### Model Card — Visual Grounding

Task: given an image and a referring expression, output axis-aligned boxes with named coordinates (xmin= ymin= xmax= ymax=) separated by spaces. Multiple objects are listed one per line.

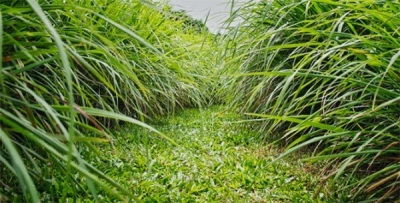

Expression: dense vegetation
xmin=85 ymin=106 xmax=350 ymax=202
xmin=1 ymin=0 xmax=399 ymax=202
xmin=0 ymin=0 xmax=215 ymax=201
xmin=220 ymin=0 xmax=400 ymax=202
xmin=168 ymin=9 xmax=209 ymax=33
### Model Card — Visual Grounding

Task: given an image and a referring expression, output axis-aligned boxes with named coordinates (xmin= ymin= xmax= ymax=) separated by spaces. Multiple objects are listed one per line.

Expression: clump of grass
xmin=0 ymin=0 xmax=215 ymax=201
xmin=220 ymin=0 xmax=400 ymax=201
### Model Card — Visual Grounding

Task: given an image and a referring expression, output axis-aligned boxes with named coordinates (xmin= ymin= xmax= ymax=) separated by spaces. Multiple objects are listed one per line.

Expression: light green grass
xmin=78 ymin=106 xmax=351 ymax=202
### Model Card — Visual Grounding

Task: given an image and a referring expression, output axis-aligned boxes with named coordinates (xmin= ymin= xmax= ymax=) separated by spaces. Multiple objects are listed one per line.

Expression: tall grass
xmin=0 ymin=0 xmax=215 ymax=201
xmin=221 ymin=0 xmax=400 ymax=201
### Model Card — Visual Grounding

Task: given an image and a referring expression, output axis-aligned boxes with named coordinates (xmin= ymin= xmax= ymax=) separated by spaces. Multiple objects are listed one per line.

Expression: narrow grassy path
xmin=88 ymin=106 xmax=339 ymax=202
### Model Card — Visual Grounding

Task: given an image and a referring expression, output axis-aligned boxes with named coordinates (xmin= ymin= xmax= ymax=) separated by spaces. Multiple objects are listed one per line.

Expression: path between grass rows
xmin=88 ymin=106 xmax=340 ymax=202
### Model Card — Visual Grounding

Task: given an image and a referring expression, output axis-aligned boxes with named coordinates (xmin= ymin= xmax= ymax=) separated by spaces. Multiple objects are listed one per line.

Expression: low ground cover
xmin=81 ymin=106 xmax=351 ymax=202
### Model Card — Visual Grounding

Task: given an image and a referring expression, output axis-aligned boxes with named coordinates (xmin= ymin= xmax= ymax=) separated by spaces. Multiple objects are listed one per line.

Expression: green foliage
xmin=3 ymin=0 xmax=399 ymax=201
xmin=220 ymin=0 xmax=400 ymax=202
xmin=0 ymin=0 xmax=215 ymax=201
xmin=84 ymin=106 xmax=349 ymax=202
xmin=168 ymin=9 xmax=209 ymax=34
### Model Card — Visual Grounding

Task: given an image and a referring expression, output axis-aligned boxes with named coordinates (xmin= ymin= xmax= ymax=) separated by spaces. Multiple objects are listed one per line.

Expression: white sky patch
xmin=165 ymin=0 xmax=248 ymax=33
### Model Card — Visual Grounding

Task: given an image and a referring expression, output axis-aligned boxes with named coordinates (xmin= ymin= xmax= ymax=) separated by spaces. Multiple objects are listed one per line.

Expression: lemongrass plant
xmin=220 ymin=0 xmax=400 ymax=202
xmin=0 ymin=0 xmax=215 ymax=201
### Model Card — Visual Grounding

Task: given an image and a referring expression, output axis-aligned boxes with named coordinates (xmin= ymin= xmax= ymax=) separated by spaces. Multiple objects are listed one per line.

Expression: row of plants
xmin=219 ymin=0 xmax=399 ymax=202
xmin=3 ymin=0 xmax=399 ymax=201
xmin=0 ymin=0 xmax=216 ymax=201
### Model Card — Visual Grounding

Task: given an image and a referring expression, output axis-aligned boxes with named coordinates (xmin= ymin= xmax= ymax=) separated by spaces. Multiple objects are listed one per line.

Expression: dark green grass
xmin=79 ymin=106 xmax=352 ymax=202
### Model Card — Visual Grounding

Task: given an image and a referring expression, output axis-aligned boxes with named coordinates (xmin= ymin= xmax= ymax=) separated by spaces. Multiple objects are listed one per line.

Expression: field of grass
xmin=80 ymin=106 xmax=351 ymax=202
xmin=1 ymin=0 xmax=399 ymax=202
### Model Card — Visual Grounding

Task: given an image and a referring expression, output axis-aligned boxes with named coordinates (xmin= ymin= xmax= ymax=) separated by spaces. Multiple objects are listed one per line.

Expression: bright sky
xmin=166 ymin=0 xmax=247 ymax=33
